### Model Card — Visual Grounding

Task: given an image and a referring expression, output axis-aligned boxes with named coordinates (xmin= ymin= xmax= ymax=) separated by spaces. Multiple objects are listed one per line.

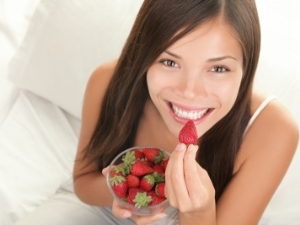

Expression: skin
xmin=73 ymin=19 xmax=299 ymax=225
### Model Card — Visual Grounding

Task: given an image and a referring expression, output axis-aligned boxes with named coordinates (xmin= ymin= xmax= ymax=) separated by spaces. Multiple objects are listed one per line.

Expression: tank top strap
xmin=243 ymin=95 xmax=277 ymax=136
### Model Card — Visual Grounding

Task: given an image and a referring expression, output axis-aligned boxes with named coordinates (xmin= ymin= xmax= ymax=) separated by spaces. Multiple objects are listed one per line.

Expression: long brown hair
xmin=84 ymin=0 xmax=261 ymax=201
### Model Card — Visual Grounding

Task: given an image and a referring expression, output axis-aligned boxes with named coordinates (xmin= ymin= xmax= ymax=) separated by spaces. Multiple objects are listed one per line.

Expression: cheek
xmin=146 ymin=67 xmax=163 ymax=101
xmin=214 ymin=77 xmax=242 ymax=109
xmin=147 ymin=67 xmax=174 ymax=97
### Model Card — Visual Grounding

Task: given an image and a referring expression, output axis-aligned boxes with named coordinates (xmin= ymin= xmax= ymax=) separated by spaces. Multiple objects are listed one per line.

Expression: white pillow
xmin=8 ymin=0 xmax=143 ymax=119
xmin=0 ymin=90 xmax=79 ymax=225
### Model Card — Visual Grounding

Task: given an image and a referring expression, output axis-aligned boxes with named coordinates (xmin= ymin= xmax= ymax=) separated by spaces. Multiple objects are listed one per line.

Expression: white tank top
xmin=243 ymin=95 xmax=277 ymax=135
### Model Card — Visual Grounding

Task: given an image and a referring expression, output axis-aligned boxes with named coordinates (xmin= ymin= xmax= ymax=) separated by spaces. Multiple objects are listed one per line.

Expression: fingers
xmin=165 ymin=143 xmax=190 ymax=207
xmin=183 ymin=145 xmax=207 ymax=206
xmin=166 ymin=143 xmax=212 ymax=211
xmin=102 ymin=167 xmax=108 ymax=177
xmin=131 ymin=213 xmax=167 ymax=225
xmin=111 ymin=199 xmax=132 ymax=219
xmin=112 ymin=199 xmax=167 ymax=225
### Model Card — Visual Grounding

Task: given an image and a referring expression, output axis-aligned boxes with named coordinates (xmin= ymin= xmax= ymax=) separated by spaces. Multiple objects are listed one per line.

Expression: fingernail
xmin=123 ymin=212 xmax=131 ymax=218
xmin=176 ymin=143 xmax=185 ymax=151
xmin=187 ymin=144 xmax=194 ymax=151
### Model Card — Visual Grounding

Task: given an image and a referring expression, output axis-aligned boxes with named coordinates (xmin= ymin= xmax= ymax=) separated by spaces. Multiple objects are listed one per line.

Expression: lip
xmin=166 ymin=101 xmax=214 ymax=125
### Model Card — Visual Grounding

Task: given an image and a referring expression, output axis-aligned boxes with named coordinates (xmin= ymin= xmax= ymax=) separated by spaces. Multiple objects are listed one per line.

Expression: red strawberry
xmin=155 ymin=182 xmax=165 ymax=198
xmin=141 ymin=159 xmax=155 ymax=168
xmin=161 ymin=159 xmax=169 ymax=171
xmin=179 ymin=120 xmax=198 ymax=145
xmin=110 ymin=175 xmax=128 ymax=199
xmin=127 ymin=188 xmax=151 ymax=208
xmin=131 ymin=150 xmax=145 ymax=159
xmin=110 ymin=165 xmax=127 ymax=176
xmin=153 ymin=164 xmax=164 ymax=174
xmin=142 ymin=148 xmax=164 ymax=164
xmin=127 ymin=188 xmax=144 ymax=205
xmin=149 ymin=193 xmax=166 ymax=206
xmin=152 ymin=171 xmax=164 ymax=183
xmin=147 ymin=190 xmax=157 ymax=198
xmin=126 ymin=174 xmax=140 ymax=188
xmin=122 ymin=151 xmax=137 ymax=167
xmin=130 ymin=160 xmax=154 ymax=176
xmin=140 ymin=174 xmax=155 ymax=191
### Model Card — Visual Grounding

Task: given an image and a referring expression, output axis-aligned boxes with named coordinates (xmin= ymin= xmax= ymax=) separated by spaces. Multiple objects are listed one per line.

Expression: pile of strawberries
xmin=109 ymin=148 xmax=169 ymax=209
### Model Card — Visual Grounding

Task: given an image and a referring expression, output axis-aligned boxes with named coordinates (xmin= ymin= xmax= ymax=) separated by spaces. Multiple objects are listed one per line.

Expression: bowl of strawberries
xmin=106 ymin=146 xmax=170 ymax=215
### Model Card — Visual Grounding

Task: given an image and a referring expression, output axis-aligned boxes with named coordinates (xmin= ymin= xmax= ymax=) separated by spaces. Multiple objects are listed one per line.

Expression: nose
xmin=175 ymin=73 xmax=208 ymax=99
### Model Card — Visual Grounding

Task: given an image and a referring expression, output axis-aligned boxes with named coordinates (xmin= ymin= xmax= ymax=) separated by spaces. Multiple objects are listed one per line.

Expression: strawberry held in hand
xmin=179 ymin=120 xmax=198 ymax=145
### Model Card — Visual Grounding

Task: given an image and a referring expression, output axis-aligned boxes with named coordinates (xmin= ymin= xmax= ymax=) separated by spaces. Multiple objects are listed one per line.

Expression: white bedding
xmin=0 ymin=90 xmax=80 ymax=223
xmin=0 ymin=0 xmax=299 ymax=225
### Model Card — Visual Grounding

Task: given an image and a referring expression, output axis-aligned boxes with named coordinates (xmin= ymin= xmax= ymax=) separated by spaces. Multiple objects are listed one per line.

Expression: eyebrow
xmin=164 ymin=50 xmax=238 ymax=62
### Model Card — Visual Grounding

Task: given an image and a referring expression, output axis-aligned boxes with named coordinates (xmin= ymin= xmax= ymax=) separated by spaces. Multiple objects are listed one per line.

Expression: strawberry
xmin=153 ymin=164 xmax=164 ymax=174
xmin=122 ymin=151 xmax=137 ymax=167
xmin=141 ymin=158 xmax=155 ymax=168
xmin=126 ymin=174 xmax=140 ymax=188
xmin=178 ymin=120 xmax=198 ymax=145
xmin=152 ymin=171 xmax=164 ymax=183
xmin=147 ymin=190 xmax=157 ymax=198
xmin=142 ymin=148 xmax=164 ymax=164
xmin=127 ymin=188 xmax=151 ymax=208
xmin=140 ymin=174 xmax=155 ymax=191
xmin=149 ymin=193 xmax=166 ymax=206
xmin=110 ymin=175 xmax=128 ymax=199
xmin=110 ymin=165 xmax=127 ymax=176
xmin=130 ymin=160 xmax=154 ymax=176
xmin=155 ymin=182 xmax=165 ymax=198
xmin=131 ymin=150 xmax=145 ymax=159
xmin=127 ymin=188 xmax=144 ymax=205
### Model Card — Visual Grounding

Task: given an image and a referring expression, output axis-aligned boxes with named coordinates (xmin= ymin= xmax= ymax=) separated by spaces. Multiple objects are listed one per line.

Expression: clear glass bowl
xmin=106 ymin=146 xmax=170 ymax=215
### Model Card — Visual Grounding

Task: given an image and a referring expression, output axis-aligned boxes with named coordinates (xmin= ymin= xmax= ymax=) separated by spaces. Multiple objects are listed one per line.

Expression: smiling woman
xmin=10 ymin=0 xmax=299 ymax=225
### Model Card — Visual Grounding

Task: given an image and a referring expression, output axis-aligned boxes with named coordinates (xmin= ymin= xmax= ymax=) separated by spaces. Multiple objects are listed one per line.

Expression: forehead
xmin=167 ymin=19 xmax=243 ymax=60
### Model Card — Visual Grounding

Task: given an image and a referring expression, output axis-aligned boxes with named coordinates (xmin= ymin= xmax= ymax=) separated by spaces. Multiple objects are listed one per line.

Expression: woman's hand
xmin=102 ymin=167 xmax=167 ymax=225
xmin=165 ymin=143 xmax=215 ymax=214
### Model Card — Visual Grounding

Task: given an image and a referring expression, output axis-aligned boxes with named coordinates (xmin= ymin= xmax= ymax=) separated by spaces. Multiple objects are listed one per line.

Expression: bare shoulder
xmin=80 ymin=58 xmax=118 ymax=122
xmin=87 ymin=59 xmax=118 ymax=90
xmin=217 ymin=90 xmax=299 ymax=224
xmin=247 ymin=90 xmax=299 ymax=153
xmin=236 ymin=90 xmax=299 ymax=171
xmin=73 ymin=59 xmax=118 ymax=180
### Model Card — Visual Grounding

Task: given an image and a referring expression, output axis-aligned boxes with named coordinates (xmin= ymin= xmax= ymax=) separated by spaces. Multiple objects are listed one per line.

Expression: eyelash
xmin=211 ymin=66 xmax=229 ymax=73
xmin=159 ymin=59 xmax=230 ymax=73
xmin=159 ymin=59 xmax=179 ymax=68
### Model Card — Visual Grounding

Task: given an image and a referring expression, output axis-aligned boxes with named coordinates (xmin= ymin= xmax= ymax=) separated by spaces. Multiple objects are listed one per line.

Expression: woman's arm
xmin=216 ymin=95 xmax=299 ymax=225
xmin=73 ymin=59 xmax=117 ymax=206
xmin=171 ymin=94 xmax=298 ymax=225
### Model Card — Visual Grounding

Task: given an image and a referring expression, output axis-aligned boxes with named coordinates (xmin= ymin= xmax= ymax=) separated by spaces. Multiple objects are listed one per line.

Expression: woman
xmin=73 ymin=0 xmax=298 ymax=224
xmin=15 ymin=0 xmax=298 ymax=225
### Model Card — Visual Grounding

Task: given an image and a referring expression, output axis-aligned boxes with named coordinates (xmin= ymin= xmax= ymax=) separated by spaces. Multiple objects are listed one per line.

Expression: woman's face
xmin=147 ymin=20 xmax=243 ymax=138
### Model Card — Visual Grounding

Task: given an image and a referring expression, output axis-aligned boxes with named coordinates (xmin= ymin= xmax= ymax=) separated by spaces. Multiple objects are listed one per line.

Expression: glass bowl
xmin=106 ymin=146 xmax=170 ymax=215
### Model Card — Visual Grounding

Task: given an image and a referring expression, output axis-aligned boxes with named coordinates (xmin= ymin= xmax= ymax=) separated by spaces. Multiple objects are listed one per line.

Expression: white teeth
xmin=172 ymin=104 xmax=208 ymax=120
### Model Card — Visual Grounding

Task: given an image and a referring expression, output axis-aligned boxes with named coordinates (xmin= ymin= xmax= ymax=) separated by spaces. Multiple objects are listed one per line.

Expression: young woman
xmin=15 ymin=0 xmax=298 ymax=225
xmin=72 ymin=0 xmax=299 ymax=224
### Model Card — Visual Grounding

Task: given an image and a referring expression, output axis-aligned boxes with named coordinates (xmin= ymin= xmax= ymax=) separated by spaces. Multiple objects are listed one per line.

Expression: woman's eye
xmin=160 ymin=59 xmax=179 ymax=68
xmin=211 ymin=66 xmax=228 ymax=73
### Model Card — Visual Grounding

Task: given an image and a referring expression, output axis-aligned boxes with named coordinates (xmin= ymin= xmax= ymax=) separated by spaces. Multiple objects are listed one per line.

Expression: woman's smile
xmin=167 ymin=101 xmax=214 ymax=124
